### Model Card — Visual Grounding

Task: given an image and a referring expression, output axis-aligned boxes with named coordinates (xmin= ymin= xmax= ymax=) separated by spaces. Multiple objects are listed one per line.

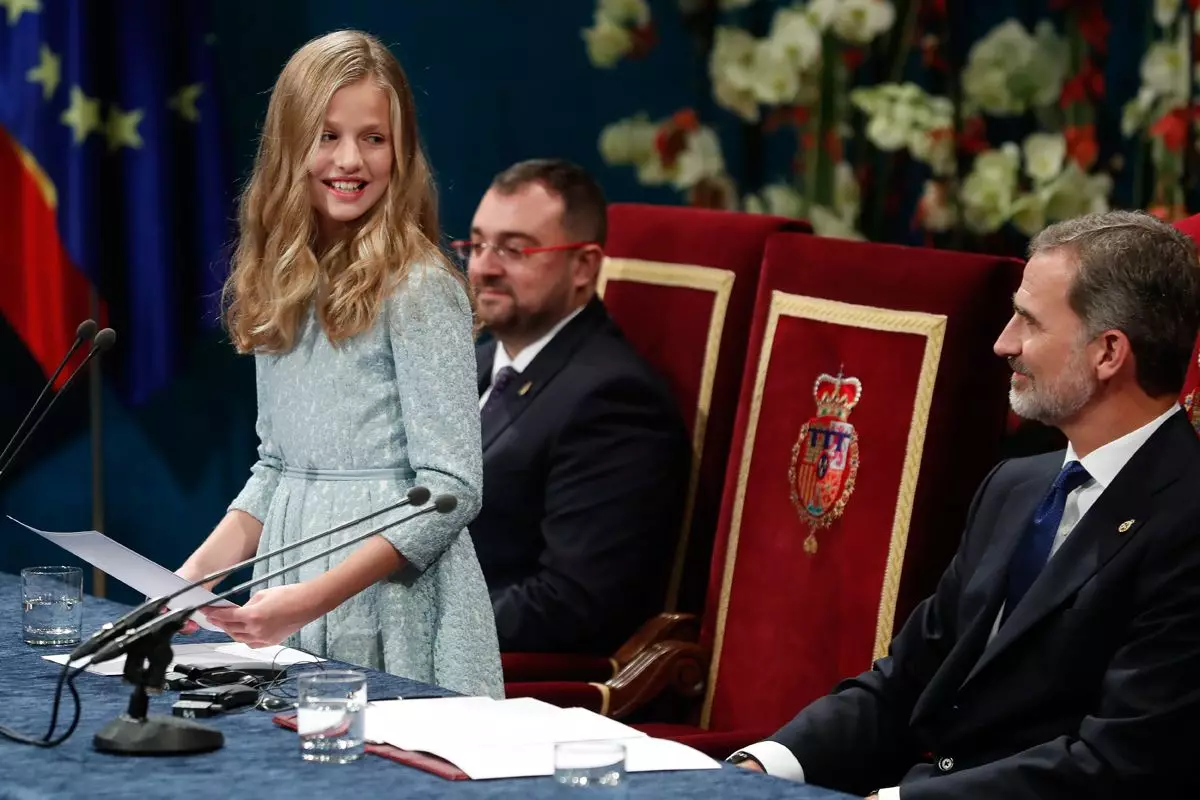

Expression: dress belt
xmin=279 ymin=464 xmax=409 ymax=482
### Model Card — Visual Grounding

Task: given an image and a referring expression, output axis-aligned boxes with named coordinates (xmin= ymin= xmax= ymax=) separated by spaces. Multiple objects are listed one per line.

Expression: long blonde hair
xmin=224 ymin=30 xmax=463 ymax=353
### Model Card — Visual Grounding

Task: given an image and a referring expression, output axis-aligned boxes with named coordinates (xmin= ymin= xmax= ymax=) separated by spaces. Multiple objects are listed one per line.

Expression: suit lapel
xmin=477 ymin=341 xmax=495 ymax=397
xmin=478 ymin=298 xmax=609 ymax=453
xmin=910 ymin=466 xmax=1052 ymax=723
xmin=961 ymin=411 xmax=1193 ymax=688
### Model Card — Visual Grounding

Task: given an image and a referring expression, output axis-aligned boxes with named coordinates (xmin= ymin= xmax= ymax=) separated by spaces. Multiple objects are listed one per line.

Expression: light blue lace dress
xmin=227 ymin=263 xmax=502 ymax=699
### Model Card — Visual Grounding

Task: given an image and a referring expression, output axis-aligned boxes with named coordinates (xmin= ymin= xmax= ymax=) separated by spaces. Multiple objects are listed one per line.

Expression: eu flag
xmin=0 ymin=0 xmax=231 ymax=405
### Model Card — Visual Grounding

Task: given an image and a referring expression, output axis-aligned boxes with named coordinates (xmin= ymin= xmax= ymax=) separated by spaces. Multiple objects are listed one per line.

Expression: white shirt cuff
xmin=877 ymin=786 xmax=901 ymax=800
xmin=734 ymin=741 xmax=806 ymax=782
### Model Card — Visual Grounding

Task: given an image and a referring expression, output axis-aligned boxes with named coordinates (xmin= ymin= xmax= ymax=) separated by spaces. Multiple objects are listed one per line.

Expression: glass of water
xmin=553 ymin=741 xmax=626 ymax=789
xmin=297 ymin=669 xmax=367 ymax=763
xmin=21 ymin=566 xmax=84 ymax=646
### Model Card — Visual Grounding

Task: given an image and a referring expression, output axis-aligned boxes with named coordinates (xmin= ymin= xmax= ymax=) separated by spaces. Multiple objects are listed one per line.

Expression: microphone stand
xmin=68 ymin=486 xmax=431 ymax=664
xmin=90 ymin=495 xmax=456 ymax=756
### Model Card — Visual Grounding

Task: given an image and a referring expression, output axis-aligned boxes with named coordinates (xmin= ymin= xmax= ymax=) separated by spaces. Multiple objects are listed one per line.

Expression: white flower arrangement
xmin=597 ymin=112 xmax=731 ymax=192
xmin=960 ymin=20 xmax=1069 ymax=117
xmin=582 ymin=0 xmax=652 ymax=68
xmin=850 ymin=82 xmax=955 ymax=176
xmin=588 ymin=3 xmax=1140 ymax=245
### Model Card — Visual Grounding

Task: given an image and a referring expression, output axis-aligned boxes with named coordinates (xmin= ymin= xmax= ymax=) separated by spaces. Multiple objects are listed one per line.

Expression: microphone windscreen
xmin=406 ymin=486 xmax=431 ymax=505
xmin=93 ymin=328 xmax=117 ymax=351
xmin=77 ymin=319 xmax=98 ymax=341
xmin=433 ymin=494 xmax=457 ymax=513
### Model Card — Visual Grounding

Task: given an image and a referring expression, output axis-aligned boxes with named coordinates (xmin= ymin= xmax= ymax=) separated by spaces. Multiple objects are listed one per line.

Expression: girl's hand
xmin=202 ymin=584 xmax=316 ymax=648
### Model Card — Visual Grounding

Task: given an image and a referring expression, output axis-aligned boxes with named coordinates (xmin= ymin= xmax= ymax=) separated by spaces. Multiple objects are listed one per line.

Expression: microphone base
xmin=93 ymin=714 xmax=224 ymax=756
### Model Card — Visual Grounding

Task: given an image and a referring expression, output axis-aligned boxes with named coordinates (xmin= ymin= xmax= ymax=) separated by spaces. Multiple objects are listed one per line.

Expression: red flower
xmin=628 ymin=22 xmax=658 ymax=60
xmin=1052 ymin=0 xmax=1111 ymax=53
xmin=1065 ymin=124 xmax=1099 ymax=170
xmin=1149 ymin=108 xmax=1190 ymax=153
xmin=654 ymin=109 xmax=701 ymax=168
xmin=1060 ymin=60 xmax=1105 ymax=108
xmin=1076 ymin=5 xmax=1111 ymax=54
xmin=824 ymin=129 xmax=844 ymax=163
xmin=763 ymin=105 xmax=810 ymax=134
xmin=942 ymin=116 xmax=989 ymax=155
xmin=671 ymin=108 xmax=700 ymax=131
xmin=653 ymin=127 xmax=687 ymax=168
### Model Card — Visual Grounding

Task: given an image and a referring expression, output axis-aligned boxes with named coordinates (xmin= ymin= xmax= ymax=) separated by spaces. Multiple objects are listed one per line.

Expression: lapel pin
xmin=518 ymin=381 xmax=532 ymax=396
xmin=1117 ymin=519 xmax=1135 ymax=533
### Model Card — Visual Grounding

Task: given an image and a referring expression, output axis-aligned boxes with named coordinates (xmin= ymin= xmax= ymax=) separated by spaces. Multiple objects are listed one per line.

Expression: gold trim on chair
xmin=587 ymin=682 xmax=613 ymax=717
xmin=700 ymin=291 xmax=946 ymax=729
xmin=598 ymin=257 xmax=736 ymax=612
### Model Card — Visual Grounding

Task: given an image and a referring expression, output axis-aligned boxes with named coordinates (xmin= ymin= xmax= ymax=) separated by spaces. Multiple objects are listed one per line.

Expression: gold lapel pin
xmin=1118 ymin=519 xmax=1135 ymax=533
xmin=518 ymin=381 xmax=532 ymax=396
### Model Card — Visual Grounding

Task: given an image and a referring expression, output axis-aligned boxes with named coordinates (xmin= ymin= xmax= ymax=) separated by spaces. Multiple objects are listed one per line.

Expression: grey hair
xmin=1028 ymin=210 xmax=1200 ymax=397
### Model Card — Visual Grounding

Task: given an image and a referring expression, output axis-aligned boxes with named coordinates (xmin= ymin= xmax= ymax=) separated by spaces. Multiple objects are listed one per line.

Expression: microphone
xmin=68 ymin=484 xmax=433 ymax=662
xmin=0 ymin=319 xmax=98 ymax=472
xmin=88 ymin=493 xmax=458 ymax=666
xmin=0 ymin=327 xmax=116 ymax=481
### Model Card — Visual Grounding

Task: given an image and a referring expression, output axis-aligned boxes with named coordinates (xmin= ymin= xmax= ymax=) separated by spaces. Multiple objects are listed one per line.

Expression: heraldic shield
xmin=789 ymin=371 xmax=862 ymax=554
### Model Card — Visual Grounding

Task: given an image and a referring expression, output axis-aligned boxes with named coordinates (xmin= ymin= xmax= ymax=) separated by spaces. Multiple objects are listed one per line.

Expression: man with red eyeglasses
xmin=456 ymin=158 xmax=690 ymax=655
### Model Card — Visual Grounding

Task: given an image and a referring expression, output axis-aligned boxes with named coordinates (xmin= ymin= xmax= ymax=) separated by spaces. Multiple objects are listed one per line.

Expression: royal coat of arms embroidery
xmin=788 ymin=370 xmax=862 ymax=554
xmin=1184 ymin=388 xmax=1200 ymax=434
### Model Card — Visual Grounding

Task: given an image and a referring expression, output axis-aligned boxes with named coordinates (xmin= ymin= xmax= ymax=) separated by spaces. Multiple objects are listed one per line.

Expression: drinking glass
xmin=21 ymin=566 xmax=83 ymax=646
xmin=553 ymin=741 xmax=626 ymax=790
xmin=297 ymin=669 xmax=367 ymax=763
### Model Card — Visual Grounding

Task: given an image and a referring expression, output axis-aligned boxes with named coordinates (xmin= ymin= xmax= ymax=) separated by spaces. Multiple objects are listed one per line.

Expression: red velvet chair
xmin=501 ymin=204 xmax=807 ymax=686
xmin=513 ymin=235 xmax=1024 ymax=756
xmin=1171 ymin=213 xmax=1200 ymax=432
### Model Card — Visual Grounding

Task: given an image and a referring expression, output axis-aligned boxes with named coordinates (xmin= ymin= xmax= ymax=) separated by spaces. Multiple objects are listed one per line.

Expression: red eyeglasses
xmin=449 ymin=240 xmax=599 ymax=264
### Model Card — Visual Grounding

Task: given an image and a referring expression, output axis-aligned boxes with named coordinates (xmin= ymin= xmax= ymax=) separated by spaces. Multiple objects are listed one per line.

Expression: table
xmin=0 ymin=573 xmax=855 ymax=799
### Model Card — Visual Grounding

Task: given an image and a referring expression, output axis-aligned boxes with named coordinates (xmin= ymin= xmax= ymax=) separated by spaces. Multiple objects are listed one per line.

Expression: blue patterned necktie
xmin=1002 ymin=460 xmax=1091 ymax=624
xmin=481 ymin=366 xmax=518 ymax=423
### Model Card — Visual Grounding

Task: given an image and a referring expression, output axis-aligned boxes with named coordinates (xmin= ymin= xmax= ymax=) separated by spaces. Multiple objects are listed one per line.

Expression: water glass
xmin=553 ymin=741 xmax=626 ymax=790
xmin=21 ymin=566 xmax=84 ymax=646
xmin=297 ymin=669 xmax=367 ymax=763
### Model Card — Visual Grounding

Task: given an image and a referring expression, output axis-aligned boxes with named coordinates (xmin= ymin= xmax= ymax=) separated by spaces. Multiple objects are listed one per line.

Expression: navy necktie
xmin=1003 ymin=460 xmax=1091 ymax=623
xmin=481 ymin=366 xmax=518 ymax=423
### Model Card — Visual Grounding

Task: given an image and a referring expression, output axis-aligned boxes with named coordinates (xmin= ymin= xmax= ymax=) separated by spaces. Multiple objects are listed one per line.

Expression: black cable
xmin=0 ymin=659 xmax=83 ymax=747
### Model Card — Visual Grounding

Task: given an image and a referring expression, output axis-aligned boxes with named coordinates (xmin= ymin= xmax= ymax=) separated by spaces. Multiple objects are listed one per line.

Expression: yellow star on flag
xmin=105 ymin=105 xmax=144 ymax=151
xmin=0 ymin=0 xmax=40 ymax=26
xmin=168 ymin=83 xmax=203 ymax=123
xmin=26 ymin=43 xmax=61 ymax=100
xmin=60 ymin=86 xmax=101 ymax=144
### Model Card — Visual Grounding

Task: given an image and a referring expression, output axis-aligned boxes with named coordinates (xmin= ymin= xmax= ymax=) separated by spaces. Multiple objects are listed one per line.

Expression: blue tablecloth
xmin=0 ymin=573 xmax=855 ymax=799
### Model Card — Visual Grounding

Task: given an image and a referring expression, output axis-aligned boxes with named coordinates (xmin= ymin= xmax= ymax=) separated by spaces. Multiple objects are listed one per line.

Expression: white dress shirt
xmin=736 ymin=405 xmax=1182 ymax=798
xmin=479 ymin=305 xmax=585 ymax=408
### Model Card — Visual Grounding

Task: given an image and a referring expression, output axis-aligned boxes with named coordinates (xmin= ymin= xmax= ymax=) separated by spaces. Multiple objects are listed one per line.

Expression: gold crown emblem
xmin=812 ymin=370 xmax=862 ymax=420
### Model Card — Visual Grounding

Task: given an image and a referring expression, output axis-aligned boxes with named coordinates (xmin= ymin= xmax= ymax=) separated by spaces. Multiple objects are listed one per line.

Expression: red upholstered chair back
xmin=696 ymin=234 xmax=1024 ymax=734
xmin=599 ymin=203 xmax=808 ymax=614
xmin=1171 ymin=214 xmax=1200 ymax=433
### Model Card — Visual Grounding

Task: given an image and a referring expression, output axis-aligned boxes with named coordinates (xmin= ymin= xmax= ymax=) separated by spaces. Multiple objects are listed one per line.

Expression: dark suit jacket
xmin=771 ymin=408 xmax=1200 ymax=798
xmin=474 ymin=297 xmax=691 ymax=654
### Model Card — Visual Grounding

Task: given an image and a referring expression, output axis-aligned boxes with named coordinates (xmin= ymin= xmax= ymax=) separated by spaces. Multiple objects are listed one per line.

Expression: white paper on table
xmin=43 ymin=642 xmax=324 ymax=676
xmin=424 ymin=736 xmax=720 ymax=780
xmin=363 ymin=697 xmax=720 ymax=779
xmin=7 ymin=516 xmax=237 ymax=630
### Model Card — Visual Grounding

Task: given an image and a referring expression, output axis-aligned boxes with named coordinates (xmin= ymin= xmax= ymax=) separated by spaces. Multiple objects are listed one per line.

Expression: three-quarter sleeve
xmin=384 ymin=263 xmax=483 ymax=571
xmin=227 ymin=356 xmax=282 ymax=522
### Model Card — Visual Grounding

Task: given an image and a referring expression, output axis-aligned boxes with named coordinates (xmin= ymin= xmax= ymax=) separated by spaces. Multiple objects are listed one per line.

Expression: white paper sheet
xmin=7 ymin=516 xmax=237 ymax=630
xmin=422 ymin=736 xmax=720 ymax=780
xmin=362 ymin=697 xmax=720 ymax=779
xmin=43 ymin=642 xmax=324 ymax=676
